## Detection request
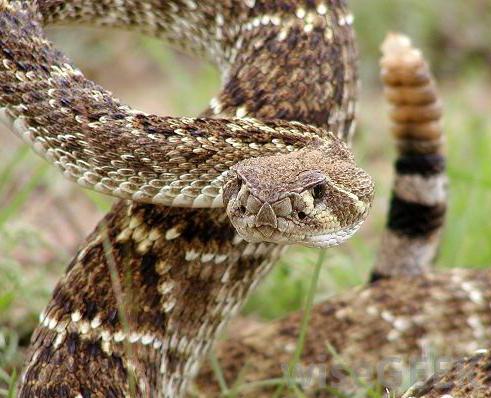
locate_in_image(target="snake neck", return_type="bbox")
[21,200,285,397]
[0,0,362,208]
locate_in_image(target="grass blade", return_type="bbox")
[273,249,326,397]
[209,351,229,396]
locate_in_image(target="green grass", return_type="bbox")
[438,77,491,268]
[1,2,491,396]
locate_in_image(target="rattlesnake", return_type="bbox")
[402,349,491,398]
[0,0,375,396]
[0,0,373,247]
[192,35,491,398]
[192,33,455,397]
[194,268,491,397]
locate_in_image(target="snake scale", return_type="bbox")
[0,0,376,396]
[194,35,491,398]
[193,33,455,397]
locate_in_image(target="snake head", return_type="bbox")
[223,140,374,247]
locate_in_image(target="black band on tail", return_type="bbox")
[395,154,445,176]
[369,271,391,284]
[387,196,446,238]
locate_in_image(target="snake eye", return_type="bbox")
[312,183,326,201]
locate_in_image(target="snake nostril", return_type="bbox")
[239,205,246,214]
[298,211,307,220]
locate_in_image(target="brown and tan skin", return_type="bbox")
[225,140,372,247]
[193,35,491,398]
[192,33,454,398]
[194,269,491,397]
[0,0,373,247]
[372,34,447,280]
[0,0,372,397]
[401,350,491,398]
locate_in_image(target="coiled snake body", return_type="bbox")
[194,34,472,398]
[0,0,373,396]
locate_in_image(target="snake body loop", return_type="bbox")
[0,0,374,396]
[0,0,372,246]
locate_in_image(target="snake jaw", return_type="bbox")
[301,219,366,248]
[224,172,372,246]
[223,145,374,247]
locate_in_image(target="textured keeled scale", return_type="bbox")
[0,0,459,394]
[0,0,361,208]
[192,33,455,398]
[0,0,375,248]
[402,349,491,398]
[0,0,365,397]
[194,269,491,397]
[22,202,286,397]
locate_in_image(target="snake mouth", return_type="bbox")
[225,177,371,248]
[231,218,365,248]
[223,163,372,248]
[300,220,365,248]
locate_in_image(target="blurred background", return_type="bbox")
[1,0,490,393]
